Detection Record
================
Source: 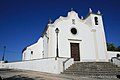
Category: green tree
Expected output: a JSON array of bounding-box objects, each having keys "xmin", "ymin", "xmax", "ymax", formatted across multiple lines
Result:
[
  {"xmin": 116, "ymin": 46, "xmax": 120, "ymax": 51},
  {"xmin": 4, "ymin": 60, "xmax": 8, "ymax": 63},
  {"xmin": 107, "ymin": 43, "xmax": 116, "ymax": 51}
]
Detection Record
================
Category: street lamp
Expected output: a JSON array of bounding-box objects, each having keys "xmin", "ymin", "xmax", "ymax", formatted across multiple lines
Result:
[
  {"xmin": 55, "ymin": 28, "xmax": 59, "ymax": 57},
  {"xmin": 2, "ymin": 46, "xmax": 6, "ymax": 61}
]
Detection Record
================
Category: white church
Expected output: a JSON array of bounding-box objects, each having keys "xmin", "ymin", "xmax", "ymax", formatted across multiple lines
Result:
[
  {"xmin": 1, "ymin": 9, "xmax": 120, "ymax": 74},
  {"xmin": 22, "ymin": 8, "xmax": 108, "ymax": 62}
]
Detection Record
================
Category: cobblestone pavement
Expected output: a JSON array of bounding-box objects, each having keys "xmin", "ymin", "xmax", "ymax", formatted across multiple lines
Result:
[{"xmin": 0, "ymin": 69, "xmax": 120, "ymax": 80}]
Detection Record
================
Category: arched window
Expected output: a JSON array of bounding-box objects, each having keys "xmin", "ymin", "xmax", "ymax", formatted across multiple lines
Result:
[
  {"xmin": 31, "ymin": 51, "xmax": 33, "ymax": 55},
  {"xmin": 94, "ymin": 17, "xmax": 98, "ymax": 25}
]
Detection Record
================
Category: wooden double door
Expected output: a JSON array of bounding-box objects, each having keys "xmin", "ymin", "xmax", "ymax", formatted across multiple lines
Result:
[{"xmin": 70, "ymin": 43, "xmax": 80, "ymax": 61}]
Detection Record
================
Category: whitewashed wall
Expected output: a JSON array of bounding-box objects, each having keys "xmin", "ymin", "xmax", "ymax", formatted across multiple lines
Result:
[
  {"xmin": 1, "ymin": 58, "xmax": 74, "ymax": 74},
  {"xmin": 49, "ymin": 11, "xmax": 107, "ymax": 62},
  {"xmin": 43, "ymin": 34, "xmax": 48, "ymax": 58},
  {"xmin": 50, "ymin": 11, "xmax": 96, "ymax": 61},
  {"xmin": 107, "ymin": 51, "xmax": 120, "ymax": 60},
  {"xmin": 22, "ymin": 38, "xmax": 43, "ymax": 60},
  {"xmin": 92, "ymin": 14, "xmax": 107, "ymax": 61},
  {"xmin": 0, "ymin": 61, "xmax": 4, "ymax": 68},
  {"xmin": 84, "ymin": 13, "xmax": 107, "ymax": 61},
  {"xmin": 112, "ymin": 57, "xmax": 120, "ymax": 67}
]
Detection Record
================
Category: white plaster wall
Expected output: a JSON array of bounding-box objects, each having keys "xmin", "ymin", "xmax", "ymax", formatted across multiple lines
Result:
[
  {"xmin": 47, "ymin": 25, "xmax": 53, "ymax": 57},
  {"xmin": 57, "ymin": 58, "xmax": 74, "ymax": 73},
  {"xmin": 43, "ymin": 35, "xmax": 48, "ymax": 58},
  {"xmin": 23, "ymin": 37, "xmax": 43, "ymax": 60},
  {"xmin": 93, "ymin": 15, "xmax": 107, "ymax": 61},
  {"xmin": 51, "ymin": 11, "xmax": 97, "ymax": 61},
  {"xmin": 0, "ymin": 61, "xmax": 5, "ymax": 68},
  {"xmin": 112, "ymin": 57, "xmax": 120, "ymax": 67},
  {"xmin": 84, "ymin": 15, "xmax": 92, "ymax": 26},
  {"xmin": 1, "ymin": 58, "xmax": 74, "ymax": 74},
  {"xmin": 107, "ymin": 51, "xmax": 120, "ymax": 60},
  {"xmin": 64, "ymin": 58, "xmax": 74, "ymax": 70},
  {"xmin": 86, "ymin": 14, "xmax": 108, "ymax": 61},
  {"xmin": 23, "ymin": 49, "xmax": 31, "ymax": 60},
  {"xmin": 43, "ymin": 25, "xmax": 53, "ymax": 58}
]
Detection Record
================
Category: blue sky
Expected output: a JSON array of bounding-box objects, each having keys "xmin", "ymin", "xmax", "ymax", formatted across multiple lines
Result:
[{"xmin": 0, "ymin": 0, "xmax": 120, "ymax": 62}]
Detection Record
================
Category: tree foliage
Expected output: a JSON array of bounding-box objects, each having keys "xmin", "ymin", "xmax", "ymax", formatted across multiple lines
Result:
[
  {"xmin": 107, "ymin": 43, "xmax": 116, "ymax": 51},
  {"xmin": 4, "ymin": 60, "xmax": 8, "ymax": 63},
  {"xmin": 116, "ymin": 46, "xmax": 120, "ymax": 51},
  {"xmin": 107, "ymin": 43, "xmax": 120, "ymax": 52}
]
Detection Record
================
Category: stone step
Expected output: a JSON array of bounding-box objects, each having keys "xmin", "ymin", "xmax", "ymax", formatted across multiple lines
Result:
[
  {"xmin": 68, "ymin": 63, "xmax": 118, "ymax": 69},
  {"xmin": 65, "ymin": 69, "xmax": 120, "ymax": 72},
  {"xmin": 74, "ymin": 62, "xmax": 112, "ymax": 64},
  {"xmin": 70, "ymin": 63, "xmax": 117, "ymax": 67},
  {"xmin": 62, "ymin": 62, "xmax": 120, "ymax": 76},
  {"xmin": 70, "ymin": 64, "xmax": 117, "ymax": 67},
  {"xmin": 63, "ymin": 71, "xmax": 120, "ymax": 74},
  {"xmin": 61, "ymin": 74, "xmax": 117, "ymax": 78},
  {"xmin": 69, "ymin": 66, "xmax": 118, "ymax": 69},
  {"xmin": 74, "ymin": 63, "xmax": 116, "ymax": 66},
  {"xmin": 62, "ymin": 72, "xmax": 119, "ymax": 76},
  {"xmin": 64, "ymin": 72, "xmax": 120, "ymax": 75},
  {"xmin": 73, "ymin": 62, "xmax": 115, "ymax": 64},
  {"xmin": 67, "ymin": 67, "xmax": 120, "ymax": 70},
  {"xmin": 67, "ymin": 66, "xmax": 120, "ymax": 69}
]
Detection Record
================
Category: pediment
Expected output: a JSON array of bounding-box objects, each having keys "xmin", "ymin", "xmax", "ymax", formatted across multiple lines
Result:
[{"xmin": 53, "ymin": 11, "xmax": 83, "ymax": 25}]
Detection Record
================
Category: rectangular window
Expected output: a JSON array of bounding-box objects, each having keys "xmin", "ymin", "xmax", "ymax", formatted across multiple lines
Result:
[{"xmin": 72, "ymin": 19, "xmax": 75, "ymax": 25}]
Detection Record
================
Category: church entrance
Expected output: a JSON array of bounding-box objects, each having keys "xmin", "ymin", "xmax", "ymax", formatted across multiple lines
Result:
[{"xmin": 70, "ymin": 43, "xmax": 80, "ymax": 61}]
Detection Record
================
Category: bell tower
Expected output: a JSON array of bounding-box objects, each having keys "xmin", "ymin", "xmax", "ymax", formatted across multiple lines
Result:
[{"xmin": 84, "ymin": 8, "xmax": 108, "ymax": 61}]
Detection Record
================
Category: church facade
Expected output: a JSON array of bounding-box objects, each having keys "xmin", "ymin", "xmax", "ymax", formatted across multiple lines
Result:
[{"xmin": 22, "ymin": 9, "xmax": 108, "ymax": 62}]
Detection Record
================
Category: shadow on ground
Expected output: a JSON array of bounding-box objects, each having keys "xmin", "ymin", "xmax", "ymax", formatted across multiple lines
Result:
[{"xmin": 1, "ymin": 75, "xmax": 34, "ymax": 80}]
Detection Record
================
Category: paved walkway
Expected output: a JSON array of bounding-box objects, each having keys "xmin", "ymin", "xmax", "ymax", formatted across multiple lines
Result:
[{"xmin": 0, "ymin": 69, "xmax": 119, "ymax": 80}]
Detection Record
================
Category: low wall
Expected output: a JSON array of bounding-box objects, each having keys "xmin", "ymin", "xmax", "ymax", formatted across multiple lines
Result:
[
  {"xmin": 111, "ymin": 57, "xmax": 120, "ymax": 67},
  {"xmin": 107, "ymin": 51, "xmax": 120, "ymax": 60},
  {"xmin": 0, "ymin": 57, "xmax": 74, "ymax": 74},
  {"xmin": 0, "ymin": 61, "xmax": 4, "ymax": 68}
]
